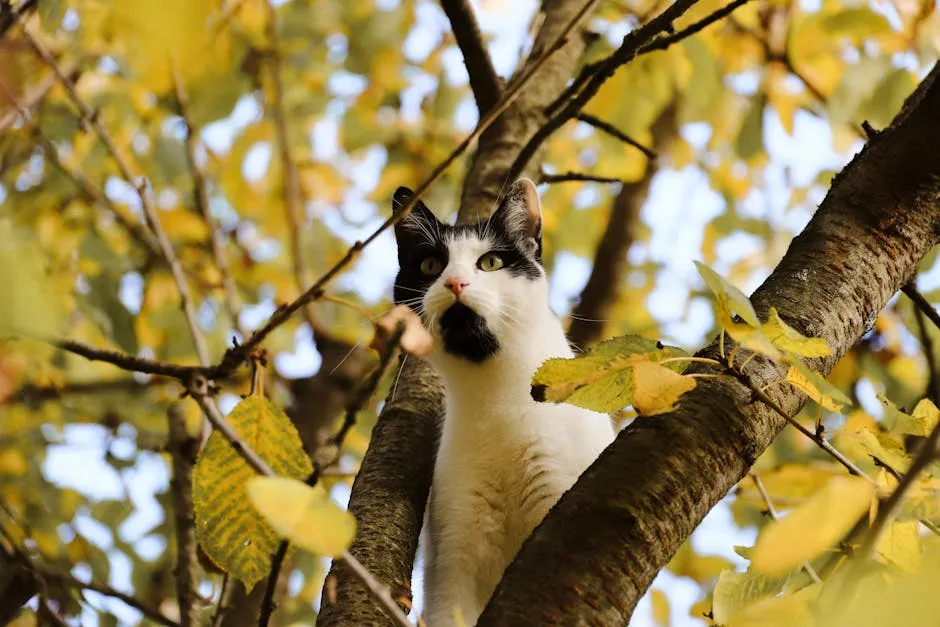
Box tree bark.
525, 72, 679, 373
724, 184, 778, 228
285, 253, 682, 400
477, 63, 940, 625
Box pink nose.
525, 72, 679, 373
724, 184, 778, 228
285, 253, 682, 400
444, 278, 469, 296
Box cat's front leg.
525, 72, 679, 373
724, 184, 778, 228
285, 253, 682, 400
422, 549, 482, 627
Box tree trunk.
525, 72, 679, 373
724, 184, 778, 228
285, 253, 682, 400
477, 62, 940, 625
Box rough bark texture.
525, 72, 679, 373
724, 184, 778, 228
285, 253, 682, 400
476, 63, 940, 625
458, 0, 597, 221
567, 103, 677, 348
316, 357, 444, 626
315, 2, 599, 624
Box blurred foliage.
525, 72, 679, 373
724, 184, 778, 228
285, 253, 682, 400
0, 0, 938, 624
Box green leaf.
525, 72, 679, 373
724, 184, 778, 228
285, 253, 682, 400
247, 477, 356, 557
0, 221, 60, 338
531, 335, 693, 414
861, 69, 917, 129
193, 395, 313, 590
822, 8, 892, 41
889, 398, 939, 437
712, 569, 785, 624
735, 96, 765, 162
695, 261, 759, 327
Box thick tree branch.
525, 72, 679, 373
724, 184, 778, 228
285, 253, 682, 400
567, 103, 676, 347
478, 62, 940, 625
440, 0, 502, 114
166, 404, 200, 627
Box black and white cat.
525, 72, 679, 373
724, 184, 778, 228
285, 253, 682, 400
392, 179, 615, 626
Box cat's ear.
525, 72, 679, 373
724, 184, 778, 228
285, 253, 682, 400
493, 178, 542, 257
392, 186, 441, 244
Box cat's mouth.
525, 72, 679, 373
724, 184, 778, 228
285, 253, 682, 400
438, 302, 500, 363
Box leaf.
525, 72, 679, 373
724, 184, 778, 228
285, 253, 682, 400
712, 569, 785, 624
875, 520, 921, 572
193, 395, 313, 590
0, 222, 60, 338
751, 475, 874, 576
531, 335, 693, 413
822, 8, 892, 41
893, 398, 939, 437
735, 96, 765, 162
761, 308, 831, 357
650, 589, 670, 626
631, 361, 697, 416
727, 582, 819, 627
784, 362, 851, 413
247, 477, 355, 557
695, 261, 759, 327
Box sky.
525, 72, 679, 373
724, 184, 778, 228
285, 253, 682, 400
31, 0, 924, 624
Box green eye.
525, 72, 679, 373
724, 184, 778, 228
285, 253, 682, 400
420, 257, 444, 276
478, 252, 504, 272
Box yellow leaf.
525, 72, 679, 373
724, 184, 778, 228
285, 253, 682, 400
111, 0, 229, 93
651, 589, 670, 626
695, 261, 760, 327
762, 308, 831, 358
876, 520, 921, 572
531, 335, 691, 413
193, 395, 313, 590
895, 398, 939, 437
631, 361, 697, 416
751, 476, 874, 576
0, 449, 27, 477
712, 569, 784, 624
727, 582, 818, 627
160, 208, 210, 242
784, 364, 851, 413
247, 477, 356, 557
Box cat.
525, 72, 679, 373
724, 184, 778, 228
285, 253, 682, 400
391, 178, 616, 626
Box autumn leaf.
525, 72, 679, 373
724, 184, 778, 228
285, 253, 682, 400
247, 477, 356, 557
695, 261, 760, 327
784, 362, 852, 413
751, 476, 874, 576
193, 395, 313, 590
531, 335, 694, 414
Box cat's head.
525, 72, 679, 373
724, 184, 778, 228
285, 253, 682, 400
392, 179, 547, 364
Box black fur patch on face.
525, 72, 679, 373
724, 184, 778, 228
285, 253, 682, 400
439, 302, 500, 362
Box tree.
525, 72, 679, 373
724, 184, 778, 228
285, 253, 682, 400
1, 0, 939, 626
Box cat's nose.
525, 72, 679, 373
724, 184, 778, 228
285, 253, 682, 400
444, 278, 469, 296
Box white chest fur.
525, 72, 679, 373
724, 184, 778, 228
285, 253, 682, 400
421, 312, 615, 626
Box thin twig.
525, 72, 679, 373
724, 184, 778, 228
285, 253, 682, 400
54, 340, 208, 380
0, 60, 80, 133
167, 404, 200, 627
872, 457, 940, 536
173, 70, 249, 341
575, 113, 656, 159
340, 550, 413, 627
36, 566, 181, 627
749, 473, 822, 583
440, 0, 502, 113
210, 574, 233, 627
259, 323, 406, 626
637, 0, 752, 54
858, 413, 940, 558
539, 171, 624, 185
188, 378, 275, 476
903, 284, 940, 350
508, 0, 703, 180
264, 6, 320, 336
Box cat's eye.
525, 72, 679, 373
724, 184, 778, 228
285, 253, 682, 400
478, 252, 504, 272
419, 257, 444, 276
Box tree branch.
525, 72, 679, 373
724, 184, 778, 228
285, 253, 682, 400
539, 171, 624, 185
440, 0, 502, 114
477, 61, 940, 625
567, 103, 676, 347
575, 113, 656, 159
167, 404, 200, 627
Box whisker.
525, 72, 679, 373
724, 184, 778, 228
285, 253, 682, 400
391, 354, 408, 403
330, 342, 362, 375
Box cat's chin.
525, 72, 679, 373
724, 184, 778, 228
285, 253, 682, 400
437, 302, 500, 363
